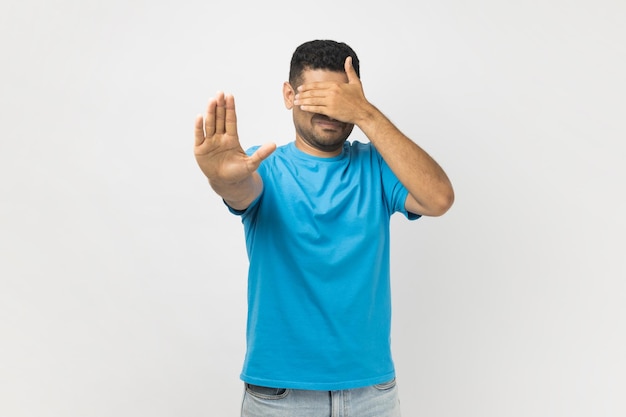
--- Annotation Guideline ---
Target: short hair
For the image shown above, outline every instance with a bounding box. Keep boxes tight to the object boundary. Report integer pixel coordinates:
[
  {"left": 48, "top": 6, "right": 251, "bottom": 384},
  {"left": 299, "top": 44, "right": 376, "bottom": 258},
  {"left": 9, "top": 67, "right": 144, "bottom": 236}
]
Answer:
[{"left": 289, "top": 40, "right": 360, "bottom": 86}]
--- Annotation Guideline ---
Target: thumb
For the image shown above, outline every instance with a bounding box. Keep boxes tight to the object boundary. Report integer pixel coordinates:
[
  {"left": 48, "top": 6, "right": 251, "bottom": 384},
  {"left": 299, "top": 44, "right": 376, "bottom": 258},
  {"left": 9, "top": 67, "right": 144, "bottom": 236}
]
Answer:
[
  {"left": 345, "top": 56, "right": 359, "bottom": 84},
  {"left": 248, "top": 142, "right": 277, "bottom": 170}
]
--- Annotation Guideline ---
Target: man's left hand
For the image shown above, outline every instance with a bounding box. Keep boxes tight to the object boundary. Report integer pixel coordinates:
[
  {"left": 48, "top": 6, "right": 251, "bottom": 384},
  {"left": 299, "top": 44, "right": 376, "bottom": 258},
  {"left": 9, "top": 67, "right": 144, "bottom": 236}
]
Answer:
[{"left": 293, "top": 56, "right": 373, "bottom": 125}]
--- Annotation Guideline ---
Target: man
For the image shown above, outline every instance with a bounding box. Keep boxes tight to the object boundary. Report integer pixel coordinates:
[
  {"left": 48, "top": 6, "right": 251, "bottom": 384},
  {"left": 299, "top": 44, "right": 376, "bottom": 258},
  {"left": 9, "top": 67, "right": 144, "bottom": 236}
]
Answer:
[{"left": 194, "top": 40, "right": 454, "bottom": 417}]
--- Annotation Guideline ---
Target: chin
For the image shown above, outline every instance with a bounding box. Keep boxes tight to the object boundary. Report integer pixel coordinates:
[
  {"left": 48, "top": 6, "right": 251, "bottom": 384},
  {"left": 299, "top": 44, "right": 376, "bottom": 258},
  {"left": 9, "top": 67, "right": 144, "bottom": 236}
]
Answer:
[{"left": 313, "top": 137, "right": 347, "bottom": 151}]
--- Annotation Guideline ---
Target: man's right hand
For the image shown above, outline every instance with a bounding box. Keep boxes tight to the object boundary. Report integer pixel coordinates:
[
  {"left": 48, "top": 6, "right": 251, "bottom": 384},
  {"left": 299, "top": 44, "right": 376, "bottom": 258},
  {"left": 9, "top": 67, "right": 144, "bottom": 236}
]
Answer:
[
  {"left": 194, "top": 92, "right": 276, "bottom": 209},
  {"left": 194, "top": 92, "right": 276, "bottom": 183}
]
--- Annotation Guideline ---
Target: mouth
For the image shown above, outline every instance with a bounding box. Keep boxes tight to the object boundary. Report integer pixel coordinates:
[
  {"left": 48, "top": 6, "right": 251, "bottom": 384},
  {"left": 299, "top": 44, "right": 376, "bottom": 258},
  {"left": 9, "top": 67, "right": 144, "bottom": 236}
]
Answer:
[{"left": 312, "top": 115, "right": 344, "bottom": 130}]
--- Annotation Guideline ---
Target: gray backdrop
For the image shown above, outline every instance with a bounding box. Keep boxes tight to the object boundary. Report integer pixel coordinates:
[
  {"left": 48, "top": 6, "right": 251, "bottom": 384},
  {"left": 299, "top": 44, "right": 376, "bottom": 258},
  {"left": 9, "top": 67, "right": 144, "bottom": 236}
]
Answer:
[{"left": 1, "top": 0, "right": 624, "bottom": 416}]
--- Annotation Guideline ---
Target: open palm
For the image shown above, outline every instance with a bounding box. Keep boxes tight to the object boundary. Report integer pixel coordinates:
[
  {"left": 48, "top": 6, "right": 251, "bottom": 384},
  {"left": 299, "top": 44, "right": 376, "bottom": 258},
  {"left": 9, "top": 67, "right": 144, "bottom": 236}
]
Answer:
[{"left": 194, "top": 92, "right": 275, "bottom": 184}]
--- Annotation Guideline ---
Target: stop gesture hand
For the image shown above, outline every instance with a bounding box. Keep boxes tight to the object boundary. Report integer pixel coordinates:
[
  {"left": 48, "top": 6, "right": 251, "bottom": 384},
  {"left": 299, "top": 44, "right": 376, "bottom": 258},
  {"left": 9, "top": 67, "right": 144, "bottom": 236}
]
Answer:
[{"left": 194, "top": 92, "right": 275, "bottom": 185}]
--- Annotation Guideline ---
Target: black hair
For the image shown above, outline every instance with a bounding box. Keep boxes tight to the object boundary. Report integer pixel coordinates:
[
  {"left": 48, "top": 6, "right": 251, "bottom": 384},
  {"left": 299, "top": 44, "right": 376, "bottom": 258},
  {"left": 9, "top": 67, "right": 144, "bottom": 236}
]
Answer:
[{"left": 289, "top": 40, "right": 360, "bottom": 86}]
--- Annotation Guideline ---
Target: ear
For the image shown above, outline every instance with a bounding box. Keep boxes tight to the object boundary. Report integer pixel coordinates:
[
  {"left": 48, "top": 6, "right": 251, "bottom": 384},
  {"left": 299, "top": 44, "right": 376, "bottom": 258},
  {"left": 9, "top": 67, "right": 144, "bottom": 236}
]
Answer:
[{"left": 283, "top": 81, "right": 295, "bottom": 110}]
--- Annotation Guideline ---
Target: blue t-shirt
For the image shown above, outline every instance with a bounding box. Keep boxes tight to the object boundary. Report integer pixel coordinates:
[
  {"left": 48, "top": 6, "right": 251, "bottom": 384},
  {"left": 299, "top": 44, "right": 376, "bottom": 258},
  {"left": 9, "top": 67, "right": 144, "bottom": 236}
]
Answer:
[{"left": 229, "top": 140, "right": 419, "bottom": 390}]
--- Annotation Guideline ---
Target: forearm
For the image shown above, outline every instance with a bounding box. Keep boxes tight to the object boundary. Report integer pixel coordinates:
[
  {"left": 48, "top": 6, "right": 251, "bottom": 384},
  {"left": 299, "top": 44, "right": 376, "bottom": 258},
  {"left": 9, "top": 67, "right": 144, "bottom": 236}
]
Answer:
[
  {"left": 357, "top": 106, "right": 454, "bottom": 216},
  {"left": 208, "top": 172, "right": 263, "bottom": 211}
]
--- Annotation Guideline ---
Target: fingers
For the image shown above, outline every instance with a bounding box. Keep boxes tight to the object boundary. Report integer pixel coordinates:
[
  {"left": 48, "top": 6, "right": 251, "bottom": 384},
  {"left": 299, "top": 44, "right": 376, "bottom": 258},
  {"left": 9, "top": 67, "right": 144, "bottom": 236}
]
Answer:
[
  {"left": 202, "top": 91, "right": 237, "bottom": 141},
  {"left": 297, "top": 83, "right": 326, "bottom": 95},
  {"left": 294, "top": 85, "right": 327, "bottom": 110},
  {"left": 194, "top": 114, "right": 205, "bottom": 146},
  {"left": 204, "top": 96, "right": 217, "bottom": 138},
  {"left": 215, "top": 92, "right": 226, "bottom": 134},
  {"left": 224, "top": 94, "right": 238, "bottom": 136}
]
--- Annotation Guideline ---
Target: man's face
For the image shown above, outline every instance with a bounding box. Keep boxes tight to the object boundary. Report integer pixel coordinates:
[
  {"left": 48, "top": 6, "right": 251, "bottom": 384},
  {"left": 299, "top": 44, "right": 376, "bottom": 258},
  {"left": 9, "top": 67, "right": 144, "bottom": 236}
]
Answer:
[{"left": 284, "top": 69, "right": 355, "bottom": 156}]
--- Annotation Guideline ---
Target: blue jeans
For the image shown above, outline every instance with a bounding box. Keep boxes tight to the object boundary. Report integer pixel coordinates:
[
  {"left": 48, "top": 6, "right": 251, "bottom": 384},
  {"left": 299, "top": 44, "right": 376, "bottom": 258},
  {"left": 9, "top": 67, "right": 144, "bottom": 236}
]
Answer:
[{"left": 241, "top": 379, "right": 401, "bottom": 417}]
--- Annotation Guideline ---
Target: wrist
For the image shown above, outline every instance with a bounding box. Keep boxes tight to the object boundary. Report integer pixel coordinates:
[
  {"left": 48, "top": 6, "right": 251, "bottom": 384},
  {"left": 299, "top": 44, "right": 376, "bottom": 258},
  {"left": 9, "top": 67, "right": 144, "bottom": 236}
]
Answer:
[{"left": 355, "top": 103, "right": 383, "bottom": 130}]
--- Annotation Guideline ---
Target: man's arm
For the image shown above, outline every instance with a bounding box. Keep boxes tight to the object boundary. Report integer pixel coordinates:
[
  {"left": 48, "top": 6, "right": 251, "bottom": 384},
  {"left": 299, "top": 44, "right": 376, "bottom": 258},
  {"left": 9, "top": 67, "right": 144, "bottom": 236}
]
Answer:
[
  {"left": 194, "top": 92, "right": 276, "bottom": 210},
  {"left": 355, "top": 109, "right": 454, "bottom": 217},
  {"left": 294, "top": 57, "right": 454, "bottom": 216}
]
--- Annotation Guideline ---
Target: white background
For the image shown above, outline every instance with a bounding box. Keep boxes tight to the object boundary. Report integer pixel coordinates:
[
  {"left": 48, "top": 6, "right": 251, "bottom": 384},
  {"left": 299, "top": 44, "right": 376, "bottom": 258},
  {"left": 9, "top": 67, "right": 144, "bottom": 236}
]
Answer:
[{"left": 1, "top": 1, "right": 625, "bottom": 416}]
